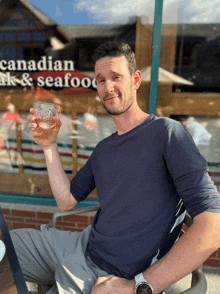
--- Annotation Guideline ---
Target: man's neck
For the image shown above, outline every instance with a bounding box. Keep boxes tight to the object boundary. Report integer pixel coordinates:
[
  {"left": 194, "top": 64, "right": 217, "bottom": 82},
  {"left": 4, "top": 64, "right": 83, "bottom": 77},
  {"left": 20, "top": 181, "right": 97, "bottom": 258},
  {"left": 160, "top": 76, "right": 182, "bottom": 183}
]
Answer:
[{"left": 113, "top": 106, "right": 149, "bottom": 136}]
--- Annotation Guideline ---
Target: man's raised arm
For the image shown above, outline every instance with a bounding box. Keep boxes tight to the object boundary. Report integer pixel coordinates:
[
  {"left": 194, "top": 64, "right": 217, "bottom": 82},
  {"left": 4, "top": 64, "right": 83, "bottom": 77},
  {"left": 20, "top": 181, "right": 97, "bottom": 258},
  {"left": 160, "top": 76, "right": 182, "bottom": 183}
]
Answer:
[{"left": 28, "top": 108, "right": 78, "bottom": 211}]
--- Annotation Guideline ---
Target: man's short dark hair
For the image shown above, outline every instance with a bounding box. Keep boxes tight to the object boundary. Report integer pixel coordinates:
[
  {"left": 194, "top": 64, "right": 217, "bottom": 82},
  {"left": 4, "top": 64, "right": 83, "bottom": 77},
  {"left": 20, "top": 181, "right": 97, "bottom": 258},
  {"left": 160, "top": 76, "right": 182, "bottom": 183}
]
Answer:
[{"left": 92, "top": 41, "right": 137, "bottom": 75}]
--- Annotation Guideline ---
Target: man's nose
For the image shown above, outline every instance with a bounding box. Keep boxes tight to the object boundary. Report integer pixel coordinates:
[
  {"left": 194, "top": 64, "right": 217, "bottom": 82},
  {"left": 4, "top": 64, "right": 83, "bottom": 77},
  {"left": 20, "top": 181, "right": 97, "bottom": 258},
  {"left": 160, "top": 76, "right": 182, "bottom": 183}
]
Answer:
[{"left": 104, "top": 80, "right": 114, "bottom": 93}]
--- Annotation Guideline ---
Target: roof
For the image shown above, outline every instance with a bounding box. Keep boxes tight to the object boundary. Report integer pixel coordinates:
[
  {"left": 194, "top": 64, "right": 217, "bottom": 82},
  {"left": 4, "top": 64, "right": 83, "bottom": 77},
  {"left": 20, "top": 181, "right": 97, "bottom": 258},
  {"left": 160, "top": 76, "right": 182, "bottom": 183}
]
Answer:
[
  {"left": 0, "top": 0, "right": 57, "bottom": 27},
  {"left": 60, "top": 23, "right": 136, "bottom": 39},
  {"left": 177, "top": 23, "right": 220, "bottom": 41},
  {"left": 19, "top": 0, "right": 57, "bottom": 26}
]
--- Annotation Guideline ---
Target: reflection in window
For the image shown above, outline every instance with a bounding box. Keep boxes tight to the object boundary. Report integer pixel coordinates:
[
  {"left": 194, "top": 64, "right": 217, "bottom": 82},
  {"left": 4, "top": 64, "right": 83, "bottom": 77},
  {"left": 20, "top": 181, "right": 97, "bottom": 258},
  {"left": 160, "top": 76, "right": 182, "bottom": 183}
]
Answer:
[
  {"left": 174, "top": 23, "right": 220, "bottom": 93},
  {"left": 33, "top": 31, "right": 47, "bottom": 42},
  {"left": 3, "top": 8, "right": 35, "bottom": 27},
  {"left": 0, "top": 48, "right": 5, "bottom": 59},
  {"left": 171, "top": 115, "right": 220, "bottom": 182},
  {"left": 0, "top": 106, "right": 21, "bottom": 174},
  {"left": 77, "top": 111, "right": 116, "bottom": 172},
  {"left": 0, "top": 33, "right": 4, "bottom": 42},
  {"left": 18, "top": 110, "right": 116, "bottom": 176},
  {"left": 20, "top": 112, "right": 74, "bottom": 176},
  {"left": 5, "top": 47, "right": 16, "bottom": 61},
  {"left": 5, "top": 32, "right": 16, "bottom": 42},
  {"left": 18, "top": 47, "right": 24, "bottom": 60},
  {"left": 17, "top": 32, "right": 31, "bottom": 42}
]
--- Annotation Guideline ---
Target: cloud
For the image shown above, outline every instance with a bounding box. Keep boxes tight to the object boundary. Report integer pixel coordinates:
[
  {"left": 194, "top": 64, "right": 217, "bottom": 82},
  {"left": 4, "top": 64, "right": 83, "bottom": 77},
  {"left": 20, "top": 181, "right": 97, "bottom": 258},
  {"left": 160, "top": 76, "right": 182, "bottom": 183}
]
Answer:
[
  {"left": 76, "top": 0, "right": 142, "bottom": 23},
  {"left": 75, "top": 0, "right": 220, "bottom": 24},
  {"left": 55, "top": 4, "right": 62, "bottom": 17}
]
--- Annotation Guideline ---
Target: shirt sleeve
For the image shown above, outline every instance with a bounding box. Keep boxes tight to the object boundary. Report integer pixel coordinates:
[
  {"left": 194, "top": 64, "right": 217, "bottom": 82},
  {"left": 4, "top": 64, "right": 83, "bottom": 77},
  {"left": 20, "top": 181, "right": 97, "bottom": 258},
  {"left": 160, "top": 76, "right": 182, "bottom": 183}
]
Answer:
[
  {"left": 163, "top": 120, "right": 220, "bottom": 218},
  {"left": 70, "top": 155, "right": 96, "bottom": 202}
]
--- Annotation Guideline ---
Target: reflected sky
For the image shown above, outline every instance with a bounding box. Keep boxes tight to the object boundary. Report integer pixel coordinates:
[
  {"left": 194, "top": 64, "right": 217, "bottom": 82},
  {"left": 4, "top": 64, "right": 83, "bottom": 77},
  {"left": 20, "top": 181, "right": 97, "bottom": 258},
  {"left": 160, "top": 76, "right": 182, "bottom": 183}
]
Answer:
[{"left": 31, "top": 0, "right": 220, "bottom": 25}]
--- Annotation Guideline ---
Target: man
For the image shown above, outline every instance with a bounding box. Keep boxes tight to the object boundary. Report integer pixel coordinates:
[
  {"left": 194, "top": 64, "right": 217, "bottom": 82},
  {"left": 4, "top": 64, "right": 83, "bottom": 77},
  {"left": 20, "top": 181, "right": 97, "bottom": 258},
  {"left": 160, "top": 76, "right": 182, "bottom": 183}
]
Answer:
[{"left": 11, "top": 42, "right": 220, "bottom": 294}]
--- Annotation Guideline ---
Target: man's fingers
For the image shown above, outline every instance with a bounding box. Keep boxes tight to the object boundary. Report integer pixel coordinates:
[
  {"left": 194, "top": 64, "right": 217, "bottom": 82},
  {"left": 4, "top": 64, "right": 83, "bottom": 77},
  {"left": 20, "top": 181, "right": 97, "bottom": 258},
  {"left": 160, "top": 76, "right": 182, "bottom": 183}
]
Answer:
[
  {"left": 29, "top": 130, "right": 42, "bottom": 138},
  {"left": 28, "top": 122, "right": 37, "bottom": 129}
]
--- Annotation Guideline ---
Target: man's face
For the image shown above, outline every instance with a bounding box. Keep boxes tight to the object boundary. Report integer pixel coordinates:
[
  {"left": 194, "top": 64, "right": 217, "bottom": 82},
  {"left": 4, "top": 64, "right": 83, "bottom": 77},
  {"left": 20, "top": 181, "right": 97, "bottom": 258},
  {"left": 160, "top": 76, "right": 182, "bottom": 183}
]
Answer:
[{"left": 95, "top": 55, "right": 140, "bottom": 115}]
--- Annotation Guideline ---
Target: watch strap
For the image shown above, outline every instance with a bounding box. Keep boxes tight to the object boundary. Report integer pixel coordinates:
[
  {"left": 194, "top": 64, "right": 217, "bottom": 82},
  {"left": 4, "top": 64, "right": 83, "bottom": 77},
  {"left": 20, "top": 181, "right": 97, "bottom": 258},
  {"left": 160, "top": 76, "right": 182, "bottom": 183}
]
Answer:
[
  {"left": 135, "top": 273, "right": 154, "bottom": 293},
  {"left": 135, "top": 273, "right": 148, "bottom": 286}
]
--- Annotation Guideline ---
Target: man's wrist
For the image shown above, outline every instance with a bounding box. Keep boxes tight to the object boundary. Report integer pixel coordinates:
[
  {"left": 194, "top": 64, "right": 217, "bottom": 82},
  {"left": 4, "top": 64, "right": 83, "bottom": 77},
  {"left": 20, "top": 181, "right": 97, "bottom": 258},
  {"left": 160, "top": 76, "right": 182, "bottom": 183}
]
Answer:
[{"left": 43, "top": 142, "right": 57, "bottom": 151}]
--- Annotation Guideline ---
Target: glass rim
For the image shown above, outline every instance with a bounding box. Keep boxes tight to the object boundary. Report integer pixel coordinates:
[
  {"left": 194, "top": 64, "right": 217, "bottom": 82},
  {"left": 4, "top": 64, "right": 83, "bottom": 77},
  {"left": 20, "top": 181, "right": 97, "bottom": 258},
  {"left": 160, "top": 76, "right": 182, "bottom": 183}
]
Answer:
[{"left": 33, "top": 102, "right": 58, "bottom": 106}]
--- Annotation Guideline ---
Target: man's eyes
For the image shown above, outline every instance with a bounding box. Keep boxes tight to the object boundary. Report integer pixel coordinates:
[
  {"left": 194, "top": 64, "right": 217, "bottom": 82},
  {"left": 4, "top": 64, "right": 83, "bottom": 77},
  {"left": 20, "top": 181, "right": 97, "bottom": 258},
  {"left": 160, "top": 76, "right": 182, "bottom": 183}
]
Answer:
[
  {"left": 97, "top": 76, "right": 121, "bottom": 83},
  {"left": 97, "top": 79, "right": 105, "bottom": 83}
]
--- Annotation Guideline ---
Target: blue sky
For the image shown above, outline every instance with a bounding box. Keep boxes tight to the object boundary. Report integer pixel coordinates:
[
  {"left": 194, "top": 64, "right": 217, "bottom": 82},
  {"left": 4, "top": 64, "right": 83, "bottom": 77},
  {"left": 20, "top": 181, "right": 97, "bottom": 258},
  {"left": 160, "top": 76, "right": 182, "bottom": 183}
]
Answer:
[
  {"left": 31, "top": 0, "right": 97, "bottom": 25},
  {"left": 31, "top": 0, "right": 220, "bottom": 26}
]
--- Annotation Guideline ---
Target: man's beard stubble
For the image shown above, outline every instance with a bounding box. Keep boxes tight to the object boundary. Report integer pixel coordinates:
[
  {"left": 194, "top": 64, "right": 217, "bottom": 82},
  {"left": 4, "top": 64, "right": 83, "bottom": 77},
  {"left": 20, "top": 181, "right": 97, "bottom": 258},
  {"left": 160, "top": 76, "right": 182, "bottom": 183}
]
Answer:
[{"left": 101, "top": 95, "right": 134, "bottom": 116}]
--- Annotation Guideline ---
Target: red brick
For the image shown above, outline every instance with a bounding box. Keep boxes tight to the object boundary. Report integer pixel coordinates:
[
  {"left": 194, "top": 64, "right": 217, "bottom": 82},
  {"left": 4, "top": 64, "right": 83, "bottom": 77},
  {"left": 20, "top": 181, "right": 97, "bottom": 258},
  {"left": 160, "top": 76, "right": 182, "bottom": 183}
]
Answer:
[
  {"left": 26, "top": 219, "right": 50, "bottom": 225},
  {"left": 77, "top": 223, "right": 89, "bottom": 228},
  {"left": 5, "top": 216, "right": 25, "bottom": 222},
  {"left": 6, "top": 221, "right": 12, "bottom": 230},
  {"left": 13, "top": 222, "right": 36, "bottom": 229},
  {"left": 62, "top": 227, "right": 82, "bottom": 232},
  {"left": 37, "top": 212, "right": 53, "bottom": 220},
  {"left": 89, "top": 216, "right": 95, "bottom": 224},
  {"left": 55, "top": 226, "right": 63, "bottom": 230},
  {"left": 56, "top": 221, "right": 76, "bottom": 227},
  {"left": 63, "top": 215, "right": 88, "bottom": 223},
  {"left": 12, "top": 210, "right": 35, "bottom": 218},
  {"left": 209, "top": 251, "right": 217, "bottom": 258},
  {"left": 204, "top": 259, "right": 220, "bottom": 267},
  {"left": 2, "top": 209, "right": 11, "bottom": 216}
]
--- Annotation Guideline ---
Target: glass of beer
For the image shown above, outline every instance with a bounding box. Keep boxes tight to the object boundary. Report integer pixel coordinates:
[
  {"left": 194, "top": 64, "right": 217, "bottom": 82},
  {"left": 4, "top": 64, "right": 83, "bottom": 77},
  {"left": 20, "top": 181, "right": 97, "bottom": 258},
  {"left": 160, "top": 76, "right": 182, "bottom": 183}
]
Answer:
[{"left": 33, "top": 102, "right": 58, "bottom": 131}]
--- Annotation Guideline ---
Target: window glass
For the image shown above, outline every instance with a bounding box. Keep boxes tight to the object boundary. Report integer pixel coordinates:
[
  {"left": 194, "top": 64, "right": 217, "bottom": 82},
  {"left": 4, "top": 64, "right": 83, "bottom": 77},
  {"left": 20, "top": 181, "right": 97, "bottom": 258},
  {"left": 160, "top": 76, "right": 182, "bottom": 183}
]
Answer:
[
  {"left": 77, "top": 111, "right": 116, "bottom": 172},
  {"left": 17, "top": 32, "right": 31, "bottom": 42},
  {"left": 5, "top": 47, "right": 16, "bottom": 61},
  {"left": 0, "top": 109, "right": 20, "bottom": 174},
  {"left": 0, "top": 33, "right": 4, "bottom": 42},
  {"left": 32, "top": 31, "right": 47, "bottom": 42},
  {"left": 17, "top": 47, "right": 24, "bottom": 60},
  {"left": 173, "top": 4, "right": 220, "bottom": 93},
  {"left": 20, "top": 112, "right": 74, "bottom": 176},
  {"left": 5, "top": 32, "right": 16, "bottom": 42},
  {"left": 0, "top": 48, "right": 5, "bottom": 59},
  {"left": 160, "top": 0, "right": 220, "bottom": 190},
  {"left": 3, "top": 8, "right": 35, "bottom": 27}
]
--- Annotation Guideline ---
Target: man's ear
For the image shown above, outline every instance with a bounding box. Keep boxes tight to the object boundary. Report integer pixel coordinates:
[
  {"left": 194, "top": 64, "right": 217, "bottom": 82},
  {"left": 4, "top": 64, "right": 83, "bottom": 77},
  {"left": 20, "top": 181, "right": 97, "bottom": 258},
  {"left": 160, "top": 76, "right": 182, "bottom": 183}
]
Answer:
[{"left": 133, "top": 70, "right": 142, "bottom": 90}]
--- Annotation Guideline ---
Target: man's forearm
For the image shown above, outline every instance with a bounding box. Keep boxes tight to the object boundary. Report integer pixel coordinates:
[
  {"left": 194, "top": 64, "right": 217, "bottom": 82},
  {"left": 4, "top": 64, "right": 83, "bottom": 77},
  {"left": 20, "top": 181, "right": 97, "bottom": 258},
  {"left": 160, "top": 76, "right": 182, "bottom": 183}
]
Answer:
[
  {"left": 143, "top": 211, "right": 220, "bottom": 294},
  {"left": 44, "top": 142, "right": 78, "bottom": 211}
]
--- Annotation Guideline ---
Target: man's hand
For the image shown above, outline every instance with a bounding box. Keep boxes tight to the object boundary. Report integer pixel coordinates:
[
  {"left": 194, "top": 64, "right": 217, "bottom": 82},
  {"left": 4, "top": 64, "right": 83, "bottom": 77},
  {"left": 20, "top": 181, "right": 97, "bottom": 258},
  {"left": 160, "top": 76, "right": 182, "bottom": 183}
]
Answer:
[
  {"left": 91, "top": 276, "right": 135, "bottom": 294},
  {"left": 28, "top": 108, "right": 61, "bottom": 149}
]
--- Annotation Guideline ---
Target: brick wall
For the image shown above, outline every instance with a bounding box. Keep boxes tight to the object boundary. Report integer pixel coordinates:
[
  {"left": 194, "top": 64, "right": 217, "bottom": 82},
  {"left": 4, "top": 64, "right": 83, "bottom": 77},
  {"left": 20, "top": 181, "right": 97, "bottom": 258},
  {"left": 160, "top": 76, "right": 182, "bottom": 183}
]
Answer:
[
  {"left": 0, "top": 203, "right": 95, "bottom": 231},
  {"left": 1, "top": 202, "right": 220, "bottom": 268}
]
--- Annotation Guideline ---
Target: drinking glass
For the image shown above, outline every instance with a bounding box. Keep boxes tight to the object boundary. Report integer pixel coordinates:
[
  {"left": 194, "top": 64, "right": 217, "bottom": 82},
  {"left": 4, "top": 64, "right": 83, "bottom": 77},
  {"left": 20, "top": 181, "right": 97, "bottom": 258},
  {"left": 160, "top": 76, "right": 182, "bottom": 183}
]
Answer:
[{"left": 33, "top": 102, "right": 58, "bottom": 131}]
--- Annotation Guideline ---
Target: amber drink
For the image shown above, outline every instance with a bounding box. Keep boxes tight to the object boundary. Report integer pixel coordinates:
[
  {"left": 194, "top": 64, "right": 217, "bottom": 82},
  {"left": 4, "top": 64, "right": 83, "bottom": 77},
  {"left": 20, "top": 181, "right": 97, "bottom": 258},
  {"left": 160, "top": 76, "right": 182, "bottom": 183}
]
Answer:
[{"left": 33, "top": 102, "right": 58, "bottom": 131}]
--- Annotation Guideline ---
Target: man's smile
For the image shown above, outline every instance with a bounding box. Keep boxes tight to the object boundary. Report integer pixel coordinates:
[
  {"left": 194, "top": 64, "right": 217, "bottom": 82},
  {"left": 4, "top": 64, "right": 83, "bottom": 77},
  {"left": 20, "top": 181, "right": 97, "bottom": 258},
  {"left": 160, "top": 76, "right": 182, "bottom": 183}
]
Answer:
[{"left": 104, "top": 95, "right": 119, "bottom": 101}]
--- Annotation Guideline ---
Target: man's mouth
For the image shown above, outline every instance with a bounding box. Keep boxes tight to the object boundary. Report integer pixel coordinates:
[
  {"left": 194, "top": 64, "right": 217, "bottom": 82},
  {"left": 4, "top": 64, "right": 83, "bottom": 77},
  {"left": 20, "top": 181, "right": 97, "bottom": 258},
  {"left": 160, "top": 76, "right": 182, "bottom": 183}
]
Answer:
[{"left": 104, "top": 95, "right": 119, "bottom": 101}]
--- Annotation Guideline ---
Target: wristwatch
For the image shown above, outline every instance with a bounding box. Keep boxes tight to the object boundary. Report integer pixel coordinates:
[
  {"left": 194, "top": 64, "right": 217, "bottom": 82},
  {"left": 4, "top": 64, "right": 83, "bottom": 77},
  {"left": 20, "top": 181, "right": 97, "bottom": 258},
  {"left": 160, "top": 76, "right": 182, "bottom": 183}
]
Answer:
[{"left": 134, "top": 273, "right": 154, "bottom": 294}]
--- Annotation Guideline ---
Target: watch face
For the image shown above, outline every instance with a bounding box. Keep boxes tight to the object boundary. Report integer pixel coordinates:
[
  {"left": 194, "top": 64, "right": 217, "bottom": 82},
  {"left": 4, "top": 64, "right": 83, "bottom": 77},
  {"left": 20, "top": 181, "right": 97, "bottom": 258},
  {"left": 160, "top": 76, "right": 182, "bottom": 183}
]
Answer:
[{"left": 137, "top": 283, "right": 153, "bottom": 294}]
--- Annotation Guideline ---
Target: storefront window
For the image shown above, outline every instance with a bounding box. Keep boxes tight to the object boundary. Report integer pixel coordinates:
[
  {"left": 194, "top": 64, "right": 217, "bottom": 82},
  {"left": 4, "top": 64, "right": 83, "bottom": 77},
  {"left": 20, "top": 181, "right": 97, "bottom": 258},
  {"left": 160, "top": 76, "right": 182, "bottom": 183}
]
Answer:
[
  {"left": 0, "top": 107, "right": 20, "bottom": 174},
  {"left": 158, "top": 0, "right": 220, "bottom": 189}
]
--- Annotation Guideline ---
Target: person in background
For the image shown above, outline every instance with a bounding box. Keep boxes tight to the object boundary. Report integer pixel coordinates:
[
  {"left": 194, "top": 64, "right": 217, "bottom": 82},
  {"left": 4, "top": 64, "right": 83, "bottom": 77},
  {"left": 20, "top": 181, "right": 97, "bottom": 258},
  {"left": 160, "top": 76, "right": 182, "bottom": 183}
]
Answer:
[
  {"left": 0, "top": 103, "right": 21, "bottom": 151},
  {"left": 10, "top": 41, "right": 220, "bottom": 294}
]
